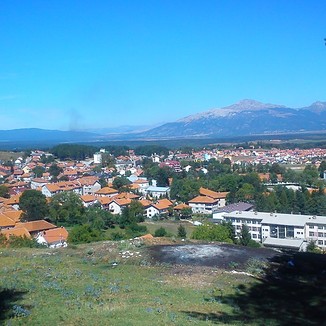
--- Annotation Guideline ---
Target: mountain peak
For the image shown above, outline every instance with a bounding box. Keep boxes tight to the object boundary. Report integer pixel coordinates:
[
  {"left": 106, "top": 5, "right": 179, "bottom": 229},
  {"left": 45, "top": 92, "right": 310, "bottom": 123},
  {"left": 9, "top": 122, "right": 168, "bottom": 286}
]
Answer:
[
  {"left": 306, "top": 101, "right": 326, "bottom": 111},
  {"left": 224, "top": 99, "right": 285, "bottom": 111},
  {"left": 179, "top": 99, "right": 285, "bottom": 122}
]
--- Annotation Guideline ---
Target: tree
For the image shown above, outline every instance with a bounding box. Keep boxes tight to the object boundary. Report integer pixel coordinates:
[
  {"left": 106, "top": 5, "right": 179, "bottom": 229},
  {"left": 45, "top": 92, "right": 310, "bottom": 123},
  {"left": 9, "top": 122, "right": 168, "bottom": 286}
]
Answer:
[
  {"left": 19, "top": 190, "right": 48, "bottom": 221},
  {"left": 177, "top": 224, "right": 187, "bottom": 238},
  {"left": 48, "top": 192, "right": 85, "bottom": 225},
  {"left": 32, "top": 166, "right": 45, "bottom": 178},
  {"left": 48, "top": 164, "right": 63, "bottom": 178},
  {"left": 68, "top": 224, "right": 102, "bottom": 244},
  {"left": 112, "top": 176, "right": 131, "bottom": 191},
  {"left": 191, "top": 223, "right": 233, "bottom": 243},
  {"left": 154, "top": 227, "right": 167, "bottom": 237},
  {"left": 239, "top": 224, "right": 251, "bottom": 246},
  {"left": 84, "top": 203, "right": 115, "bottom": 229},
  {"left": 0, "top": 185, "right": 10, "bottom": 198}
]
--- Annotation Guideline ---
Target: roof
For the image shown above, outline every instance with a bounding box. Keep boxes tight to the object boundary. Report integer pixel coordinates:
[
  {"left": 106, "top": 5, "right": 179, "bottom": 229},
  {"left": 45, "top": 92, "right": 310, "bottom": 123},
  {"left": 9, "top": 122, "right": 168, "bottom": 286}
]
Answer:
[
  {"left": 188, "top": 196, "right": 218, "bottom": 204},
  {"left": 146, "top": 186, "right": 170, "bottom": 192},
  {"left": 199, "top": 187, "right": 229, "bottom": 199},
  {"left": 263, "top": 237, "right": 305, "bottom": 249},
  {"left": 1, "top": 227, "right": 31, "bottom": 239},
  {"left": 95, "top": 187, "right": 118, "bottom": 195},
  {"left": 16, "top": 220, "right": 57, "bottom": 232},
  {"left": 81, "top": 195, "right": 97, "bottom": 203},
  {"left": 0, "top": 214, "right": 15, "bottom": 227},
  {"left": 42, "top": 227, "right": 68, "bottom": 244},
  {"left": 139, "top": 199, "right": 152, "bottom": 207},
  {"left": 173, "top": 203, "right": 191, "bottom": 210},
  {"left": 152, "top": 198, "right": 173, "bottom": 210},
  {"left": 2, "top": 210, "right": 23, "bottom": 223},
  {"left": 214, "top": 202, "right": 253, "bottom": 214},
  {"left": 223, "top": 211, "right": 325, "bottom": 227}
]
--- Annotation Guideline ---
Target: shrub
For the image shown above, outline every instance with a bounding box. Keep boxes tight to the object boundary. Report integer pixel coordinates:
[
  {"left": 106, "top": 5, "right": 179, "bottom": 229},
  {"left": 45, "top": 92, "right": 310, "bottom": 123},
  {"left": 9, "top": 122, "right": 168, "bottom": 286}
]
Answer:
[
  {"left": 154, "top": 227, "right": 167, "bottom": 237},
  {"left": 177, "top": 224, "right": 187, "bottom": 238}
]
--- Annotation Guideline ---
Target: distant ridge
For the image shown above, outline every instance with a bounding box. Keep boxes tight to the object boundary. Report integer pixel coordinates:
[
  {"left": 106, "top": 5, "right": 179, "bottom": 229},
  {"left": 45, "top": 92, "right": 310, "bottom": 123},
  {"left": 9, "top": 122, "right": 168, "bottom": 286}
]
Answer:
[
  {"left": 138, "top": 99, "right": 326, "bottom": 139},
  {"left": 1, "top": 100, "right": 326, "bottom": 144}
]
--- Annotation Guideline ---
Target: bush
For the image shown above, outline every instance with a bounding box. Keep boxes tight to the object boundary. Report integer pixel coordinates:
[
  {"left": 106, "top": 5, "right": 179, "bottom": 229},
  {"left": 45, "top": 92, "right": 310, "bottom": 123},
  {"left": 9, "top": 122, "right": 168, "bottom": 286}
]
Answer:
[
  {"left": 177, "top": 224, "right": 187, "bottom": 238},
  {"left": 154, "top": 227, "right": 167, "bottom": 237},
  {"left": 125, "top": 224, "right": 148, "bottom": 238},
  {"left": 68, "top": 224, "right": 103, "bottom": 244}
]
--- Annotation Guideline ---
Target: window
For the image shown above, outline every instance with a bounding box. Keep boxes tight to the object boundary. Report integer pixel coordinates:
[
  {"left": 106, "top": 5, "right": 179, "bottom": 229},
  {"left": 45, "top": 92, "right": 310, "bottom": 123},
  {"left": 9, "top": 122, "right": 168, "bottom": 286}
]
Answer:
[
  {"left": 318, "top": 232, "right": 324, "bottom": 238},
  {"left": 318, "top": 240, "right": 323, "bottom": 245},
  {"left": 309, "top": 225, "right": 314, "bottom": 229},
  {"left": 309, "top": 232, "right": 314, "bottom": 237},
  {"left": 286, "top": 226, "right": 294, "bottom": 238},
  {"left": 252, "top": 234, "right": 257, "bottom": 238}
]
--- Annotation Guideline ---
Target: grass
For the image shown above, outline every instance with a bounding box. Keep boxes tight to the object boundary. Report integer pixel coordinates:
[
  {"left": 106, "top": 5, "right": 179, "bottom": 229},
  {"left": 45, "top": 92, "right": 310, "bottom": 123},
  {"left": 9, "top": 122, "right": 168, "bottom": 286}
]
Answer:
[
  {"left": 141, "top": 220, "right": 195, "bottom": 238},
  {"left": 0, "top": 241, "right": 251, "bottom": 325},
  {"left": 1, "top": 241, "right": 324, "bottom": 325}
]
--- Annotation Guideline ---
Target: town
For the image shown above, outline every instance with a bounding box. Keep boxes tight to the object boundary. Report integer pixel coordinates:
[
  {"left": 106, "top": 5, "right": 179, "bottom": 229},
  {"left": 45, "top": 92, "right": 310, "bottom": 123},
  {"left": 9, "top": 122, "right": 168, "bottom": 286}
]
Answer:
[{"left": 1, "top": 144, "right": 326, "bottom": 252}]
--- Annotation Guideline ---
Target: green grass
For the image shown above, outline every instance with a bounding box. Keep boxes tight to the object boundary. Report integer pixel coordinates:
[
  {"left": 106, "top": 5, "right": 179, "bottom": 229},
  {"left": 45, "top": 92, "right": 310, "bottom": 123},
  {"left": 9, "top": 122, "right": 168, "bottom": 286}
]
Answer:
[
  {"left": 141, "top": 220, "right": 195, "bottom": 238},
  {"left": 0, "top": 242, "right": 252, "bottom": 325}
]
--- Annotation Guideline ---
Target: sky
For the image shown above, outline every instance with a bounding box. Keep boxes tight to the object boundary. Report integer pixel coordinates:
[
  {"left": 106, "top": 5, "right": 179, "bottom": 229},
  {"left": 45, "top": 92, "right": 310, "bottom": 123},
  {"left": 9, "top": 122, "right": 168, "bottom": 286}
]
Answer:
[{"left": 0, "top": 0, "right": 325, "bottom": 130}]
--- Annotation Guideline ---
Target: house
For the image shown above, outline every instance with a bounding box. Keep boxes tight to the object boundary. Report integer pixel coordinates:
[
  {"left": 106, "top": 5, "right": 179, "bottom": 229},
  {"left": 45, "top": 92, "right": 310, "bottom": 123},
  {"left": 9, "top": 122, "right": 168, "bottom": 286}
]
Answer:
[
  {"left": 108, "top": 198, "right": 132, "bottom": 214},
  {"left": 188, "top": 196, "right": 220, "bottom": 214},
  {"left": 144, "top": 186, "right": 170, "bottom": 199},
  {"left": 80, "top": 194, "right": 98, "bottom": 207},
  {"left": 145, "top": 199, "right": 173, "bottom": 218},
  {"left": 199, "top": 187, "right": 229, "bottom": 207},
  {"left": 78, "top": 176, "right": 101, "bottom": 195},
  {"left": 36, "top": 226, "right": 69, "bottom": 248},
  {"left": 15, "top": 220, "right": 57, "bottom": 237},
  {"left": 95, "top": 187, "right": 118, "bottom": 197}
]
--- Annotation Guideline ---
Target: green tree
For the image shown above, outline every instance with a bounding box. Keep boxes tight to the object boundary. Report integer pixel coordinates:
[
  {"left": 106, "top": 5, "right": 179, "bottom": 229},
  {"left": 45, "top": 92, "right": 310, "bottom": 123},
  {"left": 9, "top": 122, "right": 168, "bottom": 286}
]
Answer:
[
  {"left": 177, "top": 224, "right": 187, "bottom": 238},
  {"left": 192, "top": 223, "right": 233, "bottom": 243},
  {"left": 154, "top": 227, "right": 167, "bottom": 237},
  {"left": 68, "top": 224, "right": 102, "bottom": 244},
  {"left": 0, "top": 185, "right": 10, "bottom": 198},
  {"left": 49, "top": 192, "right": 85, "bottom": 225},
  {"left": 19, "top": 190, "right": 48, "bottom": 221},
  {"left": 48, "top": 164, "right": 63, "bottom": 178},
  {"left": 32, "top": 166, "right": 45, "bottom": 178},
  {"left": 112, "top": 176, "right": 131, "bottom": 191},
  {"left": 84, "top": 204, "right": 115, "bottom": 229},
  {"left": 239, "top": 224, "right": 251, "bottom": 246}
]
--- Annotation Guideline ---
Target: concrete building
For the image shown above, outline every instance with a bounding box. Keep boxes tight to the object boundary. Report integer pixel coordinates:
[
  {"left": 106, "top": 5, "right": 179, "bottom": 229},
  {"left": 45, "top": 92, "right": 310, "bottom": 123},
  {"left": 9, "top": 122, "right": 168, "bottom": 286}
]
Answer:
[{"left": 222, "top": 211, "right": 326, "bottom": 251}]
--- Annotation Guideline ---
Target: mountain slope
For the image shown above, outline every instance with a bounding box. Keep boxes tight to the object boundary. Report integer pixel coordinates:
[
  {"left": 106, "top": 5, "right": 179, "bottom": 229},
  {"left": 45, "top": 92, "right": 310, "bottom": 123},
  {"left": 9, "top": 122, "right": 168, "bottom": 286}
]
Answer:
[{"left": 140, "top": 100, "right": 326, "bottom": 139}]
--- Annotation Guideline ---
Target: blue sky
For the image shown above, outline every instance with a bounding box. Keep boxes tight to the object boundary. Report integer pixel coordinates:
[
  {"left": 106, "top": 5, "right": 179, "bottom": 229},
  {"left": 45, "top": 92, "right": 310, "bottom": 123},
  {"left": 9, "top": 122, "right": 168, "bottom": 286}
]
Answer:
[{"left": 0, "top": 0, "right": 325, "bottom": 130}]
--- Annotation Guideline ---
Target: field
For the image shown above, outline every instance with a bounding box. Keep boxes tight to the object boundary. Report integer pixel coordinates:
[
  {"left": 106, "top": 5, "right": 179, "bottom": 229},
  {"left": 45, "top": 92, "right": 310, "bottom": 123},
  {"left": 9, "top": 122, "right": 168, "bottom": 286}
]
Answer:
[{"left": 0, "top": 240, "right": 325, "bottom": 325}]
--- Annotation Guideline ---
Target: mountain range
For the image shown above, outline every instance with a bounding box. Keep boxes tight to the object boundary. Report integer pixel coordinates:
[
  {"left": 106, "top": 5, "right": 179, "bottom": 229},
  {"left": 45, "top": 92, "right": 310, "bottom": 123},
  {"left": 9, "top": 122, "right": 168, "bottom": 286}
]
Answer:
[
  {"left": 137, "top": 99, "right": 326, "bottom": 139},
  {"left": 1, "top": 100, "right": 326, "bottom": 145}
]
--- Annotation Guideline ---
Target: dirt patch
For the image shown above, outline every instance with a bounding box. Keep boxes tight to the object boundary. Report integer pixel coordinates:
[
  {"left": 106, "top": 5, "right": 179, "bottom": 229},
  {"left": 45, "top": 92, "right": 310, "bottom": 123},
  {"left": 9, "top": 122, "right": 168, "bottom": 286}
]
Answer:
[{"left": 147, "top": 243, "right": 278, "bottom": 269}]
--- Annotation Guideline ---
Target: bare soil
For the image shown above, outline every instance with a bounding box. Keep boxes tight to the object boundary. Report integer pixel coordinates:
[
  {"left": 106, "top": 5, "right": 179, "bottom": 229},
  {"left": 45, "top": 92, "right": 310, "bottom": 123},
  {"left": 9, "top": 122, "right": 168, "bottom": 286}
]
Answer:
[{"left": 147, "top": 243, "right": 278, "bottom": 270}]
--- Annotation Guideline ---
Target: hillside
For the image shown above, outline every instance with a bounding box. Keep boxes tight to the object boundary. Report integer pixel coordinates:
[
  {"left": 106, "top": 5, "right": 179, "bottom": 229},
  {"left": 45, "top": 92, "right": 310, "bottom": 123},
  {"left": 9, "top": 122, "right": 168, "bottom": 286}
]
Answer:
[{"left": 0, "top": 240, "right": 325, "bottom": 325}]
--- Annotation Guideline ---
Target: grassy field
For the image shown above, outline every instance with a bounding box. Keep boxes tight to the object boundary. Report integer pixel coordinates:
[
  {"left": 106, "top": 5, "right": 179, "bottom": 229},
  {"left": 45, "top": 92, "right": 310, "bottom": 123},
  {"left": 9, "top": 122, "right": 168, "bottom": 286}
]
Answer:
[
  {"left": 0, "top": 240, "right": 253, "bottom": 325},
  {"left": 140, "top": 220, "right": 196, "bottom": 238},
  {"left": 1, "top": 240, "right": 324, "bottom": 325}
]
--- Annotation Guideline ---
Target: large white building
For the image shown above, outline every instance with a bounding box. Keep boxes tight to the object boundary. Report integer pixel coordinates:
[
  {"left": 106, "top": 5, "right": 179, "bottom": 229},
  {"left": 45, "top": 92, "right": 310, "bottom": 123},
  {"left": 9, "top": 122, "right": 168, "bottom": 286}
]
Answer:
[{"left": 222, "top": 211, "right": 326, "bottom": 251}]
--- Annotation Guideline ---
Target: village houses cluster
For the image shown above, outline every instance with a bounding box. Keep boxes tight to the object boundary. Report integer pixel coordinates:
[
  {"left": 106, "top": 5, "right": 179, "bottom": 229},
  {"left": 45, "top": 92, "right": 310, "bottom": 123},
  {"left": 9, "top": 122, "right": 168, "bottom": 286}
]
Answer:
[{"left": 0, "top": 146, "right": 326, "bottom": 250}]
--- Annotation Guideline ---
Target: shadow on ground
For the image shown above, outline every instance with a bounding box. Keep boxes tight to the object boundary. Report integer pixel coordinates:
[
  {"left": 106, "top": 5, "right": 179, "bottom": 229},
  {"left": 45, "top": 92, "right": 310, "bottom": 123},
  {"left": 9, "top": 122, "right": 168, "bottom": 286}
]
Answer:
[
  {"left": 0, "top": 288, "right": 28, "bottom": 321},
  {"left": 182, "top": 252, "right": 326, "bottom": 326}
]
